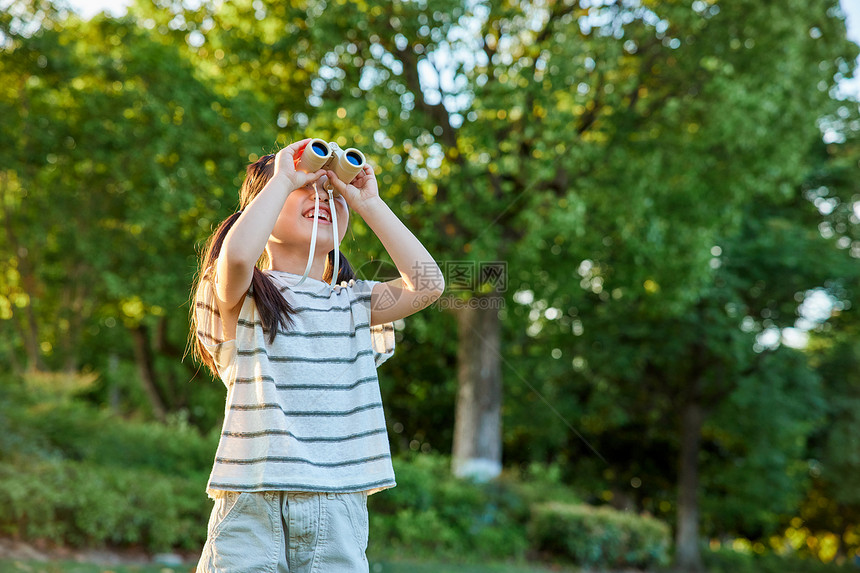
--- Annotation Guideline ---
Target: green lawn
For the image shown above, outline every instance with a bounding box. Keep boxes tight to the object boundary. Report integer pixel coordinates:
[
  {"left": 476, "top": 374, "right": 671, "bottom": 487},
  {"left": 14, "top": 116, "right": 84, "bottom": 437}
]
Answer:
[
  {"left": 0, "top": 558, "right": 580, "bottom": 573},
  {"left": 0, "top": 561, "right": 170, "bottom": 573}
]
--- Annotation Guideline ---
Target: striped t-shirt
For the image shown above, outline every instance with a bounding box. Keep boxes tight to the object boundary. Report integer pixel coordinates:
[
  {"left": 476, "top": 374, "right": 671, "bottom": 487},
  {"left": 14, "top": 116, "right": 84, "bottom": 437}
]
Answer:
[{"left": 195, "top": 269, "right": 397, "bottom": 499}]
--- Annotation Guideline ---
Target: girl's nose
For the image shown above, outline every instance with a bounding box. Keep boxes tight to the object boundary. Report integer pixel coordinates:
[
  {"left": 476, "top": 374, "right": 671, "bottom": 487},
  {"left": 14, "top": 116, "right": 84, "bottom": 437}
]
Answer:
[
  {"left": 308, "top": 186, "right": 329, "bottom": 201},
  {"left": 318, "top": 175, "right": 337, "bottom": 196}
]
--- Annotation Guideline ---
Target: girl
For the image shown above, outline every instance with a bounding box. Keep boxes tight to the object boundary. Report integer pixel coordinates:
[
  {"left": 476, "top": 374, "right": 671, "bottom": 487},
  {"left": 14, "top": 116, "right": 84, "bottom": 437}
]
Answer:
[{"left": 190, "top": 138, "right": 444, "bottom": 572}]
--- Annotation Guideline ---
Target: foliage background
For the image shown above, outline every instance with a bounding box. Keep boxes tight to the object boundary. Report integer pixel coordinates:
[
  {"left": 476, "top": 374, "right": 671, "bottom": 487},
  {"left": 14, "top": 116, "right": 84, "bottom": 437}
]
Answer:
[{"left": 1, "top": 0, "right": 860, "bottom": 568}]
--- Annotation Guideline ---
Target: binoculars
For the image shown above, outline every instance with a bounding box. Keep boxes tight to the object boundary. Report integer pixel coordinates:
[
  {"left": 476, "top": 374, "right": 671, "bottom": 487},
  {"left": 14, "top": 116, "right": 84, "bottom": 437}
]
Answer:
[
  {"left": 297, "top": 139, "right": 366, "bottom": 194},
  {"left": 292, "top": 138, "right": 366, "bottom": 289}
]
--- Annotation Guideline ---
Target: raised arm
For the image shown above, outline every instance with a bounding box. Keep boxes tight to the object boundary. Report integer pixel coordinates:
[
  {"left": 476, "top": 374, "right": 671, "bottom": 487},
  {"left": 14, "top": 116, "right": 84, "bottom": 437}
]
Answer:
[
  {"left": 216, "top": 139, "right": 323, "bottom": 310},
  {"left": 325, "top": 165, "right": 445, "bottom": 326}
]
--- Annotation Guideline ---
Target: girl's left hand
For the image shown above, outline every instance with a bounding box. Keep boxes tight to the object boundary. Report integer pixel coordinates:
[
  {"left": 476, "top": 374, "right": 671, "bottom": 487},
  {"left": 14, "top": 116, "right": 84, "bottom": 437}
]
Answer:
[{"left": 324, "top": 165, "right": 381, "bottom": 212}]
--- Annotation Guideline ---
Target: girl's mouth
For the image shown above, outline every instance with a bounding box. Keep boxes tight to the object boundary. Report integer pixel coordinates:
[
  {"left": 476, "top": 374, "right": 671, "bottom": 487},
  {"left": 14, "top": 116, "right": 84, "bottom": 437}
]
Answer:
[{"left": 302, "top": 206, "right": 332, "bottom": 224}]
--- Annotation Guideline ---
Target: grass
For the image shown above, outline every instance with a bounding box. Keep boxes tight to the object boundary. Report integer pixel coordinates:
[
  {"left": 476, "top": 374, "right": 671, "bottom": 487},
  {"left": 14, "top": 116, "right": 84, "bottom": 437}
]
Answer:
[
  {"left": 0, "top": 558, "right": 580, "bottom": 573},
  {"left": 0, "top": 561, "right": 183, "bottom": 573}
]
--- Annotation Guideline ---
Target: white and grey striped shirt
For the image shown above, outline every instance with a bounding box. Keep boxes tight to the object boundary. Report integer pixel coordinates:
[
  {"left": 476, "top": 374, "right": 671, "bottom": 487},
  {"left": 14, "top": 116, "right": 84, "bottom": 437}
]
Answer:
[{"left": 196, "top": 269, "right": 396, "bottom": 499}]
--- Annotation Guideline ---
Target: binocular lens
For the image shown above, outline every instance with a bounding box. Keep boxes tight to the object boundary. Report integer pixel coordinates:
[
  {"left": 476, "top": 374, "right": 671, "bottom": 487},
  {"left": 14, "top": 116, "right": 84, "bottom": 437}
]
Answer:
[
  {"left": 311, "top": 142, "right": 329, "bottom": 156},
  {"left": 345, "top": 151, "right": 362, "bottom": 166}
]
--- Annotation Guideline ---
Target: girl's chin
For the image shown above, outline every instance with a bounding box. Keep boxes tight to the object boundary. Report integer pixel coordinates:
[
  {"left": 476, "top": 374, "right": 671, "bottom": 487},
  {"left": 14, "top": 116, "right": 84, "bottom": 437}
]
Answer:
[{"left": 272, "top": 235, "right": 335, "bottom": 250}]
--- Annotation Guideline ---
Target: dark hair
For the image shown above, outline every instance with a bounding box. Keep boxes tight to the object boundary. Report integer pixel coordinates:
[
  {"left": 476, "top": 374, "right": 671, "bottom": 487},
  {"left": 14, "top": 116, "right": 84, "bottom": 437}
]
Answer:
[{"left": 189, "top": 153, "right": 355, "bottom": 377}]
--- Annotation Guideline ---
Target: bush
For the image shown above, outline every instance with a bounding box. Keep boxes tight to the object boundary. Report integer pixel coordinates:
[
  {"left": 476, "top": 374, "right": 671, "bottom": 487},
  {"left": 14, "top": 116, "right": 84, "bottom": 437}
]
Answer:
[
  {"left": 0, "top": 375, "right": 678, "bottom": 565},
  {"left": 528, "top": 501, "right": 671, "bottom": 569},
  {"left": 0, "top": 456, "right": 209, "bottom": 551},
  {"left": 368, "top": 454, "right": 531, "bottom": 561},
  {"left": 0, "top": 381, "right": 217, "bottom": 478},
  {"left": 0, "top": 375, "right": 215, "bottom": 552},
  {"left": 704, "top": 547, "right": 859, "bottom": 573}
]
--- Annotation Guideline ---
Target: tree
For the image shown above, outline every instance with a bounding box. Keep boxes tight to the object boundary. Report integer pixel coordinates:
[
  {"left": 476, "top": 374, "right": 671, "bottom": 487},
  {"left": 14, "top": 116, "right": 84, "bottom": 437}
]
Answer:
[
  {"left": 0, "top": 1, "right": 269, "bottom": 421},
  {"left": 792, "top": 113, "right": 860, "bottom": 563},
  {"left": 176, "top": 0, "right": 857, "bottom": 489},
  {"left": 2, "top": 2, "right": 858, "bottom": 568},
  {"left": 133, "top": 7, "right": 858, "bottom": 565}
]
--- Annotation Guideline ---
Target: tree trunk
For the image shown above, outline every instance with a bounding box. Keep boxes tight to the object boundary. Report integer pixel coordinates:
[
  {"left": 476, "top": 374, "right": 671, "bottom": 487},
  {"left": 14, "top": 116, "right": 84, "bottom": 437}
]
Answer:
[
  {"left": 2, "top": 197, "right": 44, "bottom": 372},
  {"left": 153, "top": 316, "right": 183, "bottom": 406},
  {"left": 9, "top": 303, "right": 43, "bottom": 373},
  {"left": 108, "top": 352, "right": 121, "bottom": 414},
  {"left": 130, "top": 324, "right": 167, "bottom": 421},
  {"left": 451, "top": 294, "right": 503, "bottom": 481},
  {"left": 675, "top": 397, "right": 705, "bottom": 572}
]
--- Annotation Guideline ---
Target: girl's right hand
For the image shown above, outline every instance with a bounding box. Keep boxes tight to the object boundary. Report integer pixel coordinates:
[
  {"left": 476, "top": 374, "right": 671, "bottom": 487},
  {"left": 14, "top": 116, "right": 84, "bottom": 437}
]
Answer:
[{"left": 273, "top": 138, "right": 325, "bottom": 191}]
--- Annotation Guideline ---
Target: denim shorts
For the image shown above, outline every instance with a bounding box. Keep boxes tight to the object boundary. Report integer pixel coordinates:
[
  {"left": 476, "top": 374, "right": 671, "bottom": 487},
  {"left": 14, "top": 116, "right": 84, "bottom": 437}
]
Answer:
[{"left": 196, "top": 491, "right": 370, "bottom": 573}]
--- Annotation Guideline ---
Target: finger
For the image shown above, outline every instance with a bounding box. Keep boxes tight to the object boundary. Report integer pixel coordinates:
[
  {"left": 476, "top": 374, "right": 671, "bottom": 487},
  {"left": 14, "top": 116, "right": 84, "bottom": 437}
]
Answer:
[
  {"left": 286, "top": 138, "right": 312, "bottom": 152},
  {"left": 295, "top": 169, "right": 325, "bottom": 189},
  {"left": 354, "top": 167, "right": 372, "bottom": 182},
  {"left": 276, "top": 140, "right": 314, "bottom": 179},
  {"left": 281, "top": 138, "right": 312, "bottom": 160},
  {"left": 325, "top": 170, "right": 349, "bottom": 193}
]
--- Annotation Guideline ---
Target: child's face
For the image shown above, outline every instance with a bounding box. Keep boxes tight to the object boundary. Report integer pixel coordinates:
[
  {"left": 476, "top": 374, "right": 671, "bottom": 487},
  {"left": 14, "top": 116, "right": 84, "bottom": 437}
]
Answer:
[{"left": 269, "top": 179, "right": 350, "bottom": 250}]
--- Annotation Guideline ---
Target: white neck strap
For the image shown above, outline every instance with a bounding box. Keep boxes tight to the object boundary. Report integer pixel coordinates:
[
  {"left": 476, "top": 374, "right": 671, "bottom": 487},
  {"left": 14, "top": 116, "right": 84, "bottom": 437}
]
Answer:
[{"left": 294, "top": 187, "right": 339, "bottom": 290}]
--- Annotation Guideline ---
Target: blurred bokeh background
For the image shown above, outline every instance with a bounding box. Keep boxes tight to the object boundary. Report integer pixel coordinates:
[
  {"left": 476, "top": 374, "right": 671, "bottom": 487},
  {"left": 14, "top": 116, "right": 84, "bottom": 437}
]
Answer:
[{"left": 2, "top": 0, "right": 860, "bottom": 571}]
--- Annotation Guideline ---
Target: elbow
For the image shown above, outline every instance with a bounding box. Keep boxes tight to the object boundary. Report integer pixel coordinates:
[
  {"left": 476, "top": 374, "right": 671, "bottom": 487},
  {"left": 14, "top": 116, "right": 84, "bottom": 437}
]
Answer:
[
  {"left": 412, "top": 279, "right": 444, "bottom": 303},
  {"left": 407, "top": 262, "right": 444, "bottom": 300},
  {"left": 430, "top": 289, "right": 444, "bottom": 305},
  {"left": 425, "top": 274, "right": 445, "bottom": 302}
]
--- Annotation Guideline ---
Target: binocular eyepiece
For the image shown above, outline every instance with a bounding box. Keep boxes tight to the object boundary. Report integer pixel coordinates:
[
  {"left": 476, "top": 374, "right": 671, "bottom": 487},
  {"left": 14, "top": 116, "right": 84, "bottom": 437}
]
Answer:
[{"left": 297, "top": 138, "right": 366, "bottom": 194}]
